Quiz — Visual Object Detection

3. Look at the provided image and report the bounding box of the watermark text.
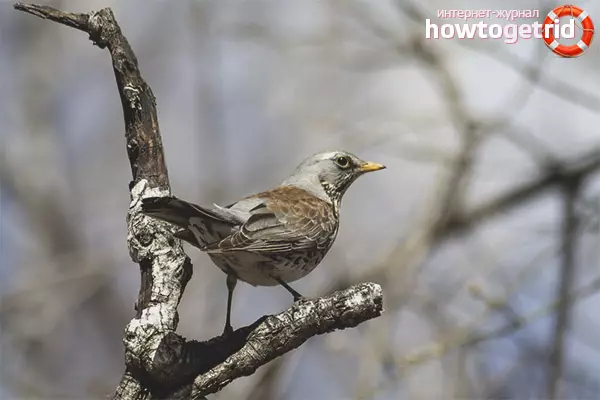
[437,9,540,21]
[426,18,575,44]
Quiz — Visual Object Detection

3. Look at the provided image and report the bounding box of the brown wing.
[204,186,338,254]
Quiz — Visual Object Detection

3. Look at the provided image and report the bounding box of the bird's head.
[282,150,386,206]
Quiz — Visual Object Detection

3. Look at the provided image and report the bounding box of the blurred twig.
[459,41,600,114]
[401,272,600,368]
[1,2,128,394]
[336,2,483,309]
[445,147,600,235]
[548,178,581,399]
[244,358,285,400]
[397,0,600,114]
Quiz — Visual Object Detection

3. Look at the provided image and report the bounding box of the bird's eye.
[335,156,350,168]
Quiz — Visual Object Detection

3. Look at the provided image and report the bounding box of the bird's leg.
[223,273,237,335]
[273,276,305,302]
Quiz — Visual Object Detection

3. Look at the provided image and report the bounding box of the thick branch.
[14,2,170,190]
[14,3,191,399]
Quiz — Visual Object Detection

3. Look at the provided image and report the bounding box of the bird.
[141,150,385,334]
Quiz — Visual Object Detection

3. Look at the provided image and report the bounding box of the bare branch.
[445,147,600,236]
[459,41,600,115]
[14,3,89,31]
[244,358,285,400]
[13,3,188,399]
[548,179,581,399]
[192,283,383,398]
[400,273,600,368]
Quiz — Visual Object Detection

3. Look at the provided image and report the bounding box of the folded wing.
[204,186,337,254]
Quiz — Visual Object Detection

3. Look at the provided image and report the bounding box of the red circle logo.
[543,5,594,57]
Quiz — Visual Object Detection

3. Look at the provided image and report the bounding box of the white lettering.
[441,24,455,39]
[561,18,575,39]
[476,21,488,38]
[455,23,478,39]
[425,19,438,38]
[544,22,553,39]
[504,24,518,43]
[426,12,552,42]
[532,21,543,38]
[519,24,532,39]
[489,24,502,38]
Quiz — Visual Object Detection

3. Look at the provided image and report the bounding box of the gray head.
[281,150,385,206]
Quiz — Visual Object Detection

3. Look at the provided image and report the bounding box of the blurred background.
[1,0,599,399]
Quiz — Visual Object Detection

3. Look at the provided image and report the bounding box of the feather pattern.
[204,186,338,255]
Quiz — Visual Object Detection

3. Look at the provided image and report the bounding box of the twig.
[396,0,600,114]
[548,179,581,399]
[244,358,285,400]
[444,147,600,235]
[459,41,600,115]
[401,273,600,368]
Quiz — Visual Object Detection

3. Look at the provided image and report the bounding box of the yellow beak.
[359,161,386,173]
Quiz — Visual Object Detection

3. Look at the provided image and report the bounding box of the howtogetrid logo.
[427,5,595,58]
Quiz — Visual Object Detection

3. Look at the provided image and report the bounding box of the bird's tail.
[141,197,237,248]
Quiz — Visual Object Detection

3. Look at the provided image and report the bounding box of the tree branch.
[14,3,384,399]
[443,147,600,236]
[548,178,581,399]
[400,273,600,368]
[192,282,383,398]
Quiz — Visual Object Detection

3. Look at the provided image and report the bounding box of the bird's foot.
[273,276,305,302]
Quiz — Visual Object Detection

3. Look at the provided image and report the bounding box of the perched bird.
[141,150,385,334]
